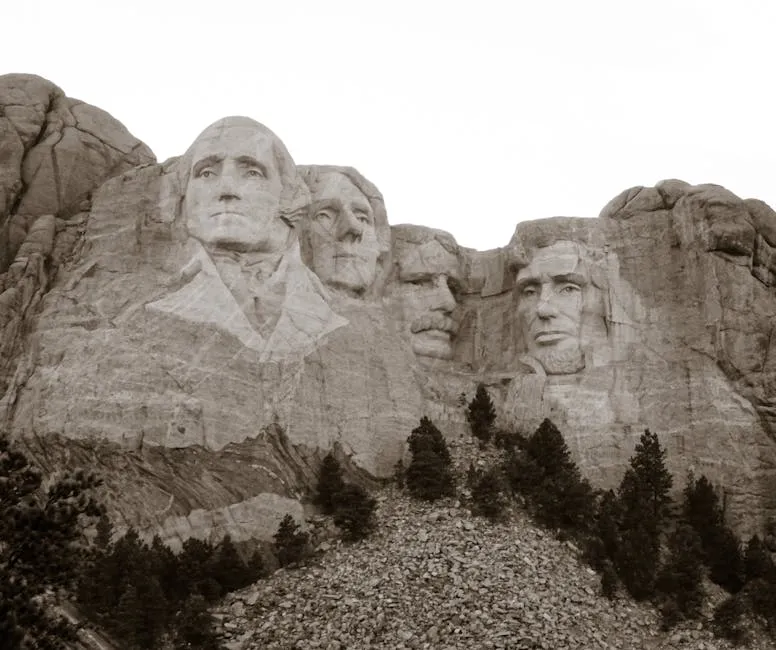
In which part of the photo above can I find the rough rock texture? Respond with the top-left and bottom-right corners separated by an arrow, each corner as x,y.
213,463 -> 770,649
2,76 -> 776,545
0,74 -> 154,266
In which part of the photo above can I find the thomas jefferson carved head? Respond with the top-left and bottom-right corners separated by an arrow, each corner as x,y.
178,116 -> 307,253
298,166 -> 389,296
391,226 -> 462,360
510,227 -> 608,375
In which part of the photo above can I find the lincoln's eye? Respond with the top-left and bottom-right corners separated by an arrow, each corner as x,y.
522,286 -> 537,297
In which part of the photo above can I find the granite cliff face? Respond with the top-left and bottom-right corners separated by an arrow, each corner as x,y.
1,74 -> 775,545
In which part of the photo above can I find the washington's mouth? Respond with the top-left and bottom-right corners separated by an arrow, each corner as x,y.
210,211 -> 246,219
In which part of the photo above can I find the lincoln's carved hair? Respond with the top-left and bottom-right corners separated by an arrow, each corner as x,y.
168,116 -> 310,231
507,218 -> 608,292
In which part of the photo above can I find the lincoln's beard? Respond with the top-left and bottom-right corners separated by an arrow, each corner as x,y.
529,344 -> 585,375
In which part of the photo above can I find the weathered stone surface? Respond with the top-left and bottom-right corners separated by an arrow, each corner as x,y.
2,78 -> 776,545
0,73 -> 154,267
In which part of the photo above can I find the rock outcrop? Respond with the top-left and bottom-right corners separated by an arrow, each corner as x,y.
2,74 -> 776,544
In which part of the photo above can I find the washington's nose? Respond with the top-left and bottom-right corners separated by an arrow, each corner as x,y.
336,209 -> 363,242
431,276 -> 457,314
217,170 -> 241,202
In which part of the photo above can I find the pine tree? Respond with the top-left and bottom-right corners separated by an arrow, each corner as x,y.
273,514 -> 309,567
683,474 -> 744,593
405,417 -> 455,502
623,429 -> 673,522
173,593 -> 223,650
508,419 -> 594,533
471,467 -> 507,522
467,383 -> 497,444
212,534 -> 248,593
657,523 -> 705,629
114,584 -> 145,647
314,452 -> 346,515
614,430 -> 673,600
744,534 -> 775,583
405,448 -> 455,502
0,432 -> 103,648
332,483 -> 377,541
407,417 -> 451,466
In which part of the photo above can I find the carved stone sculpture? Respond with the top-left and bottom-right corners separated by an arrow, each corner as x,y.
298,165 -> 389,298
389,225 -> 462,361
3,73 -> 776,545
512,238 -> 609,375
147,117 -> 347,362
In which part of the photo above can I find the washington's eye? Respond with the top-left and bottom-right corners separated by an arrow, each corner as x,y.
198,169 -> 216,179
245,168 -> 265,178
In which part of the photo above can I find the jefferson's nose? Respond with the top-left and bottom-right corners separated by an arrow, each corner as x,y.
430,275 -> 457,314
336,209 -> 363,242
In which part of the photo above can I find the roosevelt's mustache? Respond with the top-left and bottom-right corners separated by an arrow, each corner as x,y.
410,314 -> 457,335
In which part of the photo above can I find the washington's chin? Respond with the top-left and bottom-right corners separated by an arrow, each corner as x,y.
411,330 -> 454,360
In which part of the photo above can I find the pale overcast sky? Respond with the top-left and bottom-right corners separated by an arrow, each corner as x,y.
5,1 -> 776,251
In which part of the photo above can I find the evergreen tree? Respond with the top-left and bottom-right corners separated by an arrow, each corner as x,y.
744,534 -> 775,584
683,474 -> 722,544
656,523 -> 705,629
467,383 -> 497,444
505,419 -> 594,533
600,560 -> 618,599
683,474 -> 744,593
596,489 -> 622,562
471,467 -> 507,522
212,534 -> 248,593
314,452 -> 346,515
173,593 -> 223,650
246,550 -> 267,582
405,448 -> 456,502
614,430 -> 673,600
273,514 -> 309,567
707,527 -> 744,594
712,595 -> 748,645
0,432 -> 103,648
114,584 -> 146,647
623,429 -> 673,522
407,417 -> 451,466
332,483 -> 377,541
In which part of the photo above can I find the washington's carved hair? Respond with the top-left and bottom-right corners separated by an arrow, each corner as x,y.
171,116 -> 310,230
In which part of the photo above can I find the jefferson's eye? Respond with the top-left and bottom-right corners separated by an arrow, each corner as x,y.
315,210 -> 335,222
560,284 -> 581,295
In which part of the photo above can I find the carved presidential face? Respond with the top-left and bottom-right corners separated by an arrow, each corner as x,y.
515,241 -> 588,374
395,240 -> 461,360
307,172 -> 380,293
183,119 -> 290,253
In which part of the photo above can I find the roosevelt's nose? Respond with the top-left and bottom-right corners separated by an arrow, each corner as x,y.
430,275 -> 457,314
536,286 -> 559,319
336,208 -> 363,243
